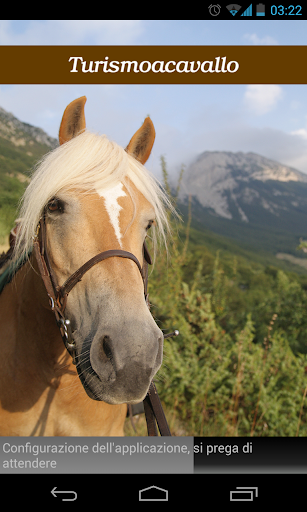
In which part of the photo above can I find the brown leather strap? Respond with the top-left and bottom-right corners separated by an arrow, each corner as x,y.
144,382 -> 171,436
33,238 -> 57,303
143,395 -> 159,436
39,212 -> 59,294
59,249 -> 143,298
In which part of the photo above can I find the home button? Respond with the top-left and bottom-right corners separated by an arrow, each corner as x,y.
139,485 -> 168,501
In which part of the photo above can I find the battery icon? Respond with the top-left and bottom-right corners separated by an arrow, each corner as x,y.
256,3 -> 265,15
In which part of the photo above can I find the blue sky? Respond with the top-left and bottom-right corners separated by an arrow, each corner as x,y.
1,20 -> 307,180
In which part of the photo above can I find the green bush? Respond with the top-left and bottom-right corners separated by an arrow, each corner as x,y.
148,162 -> 307,436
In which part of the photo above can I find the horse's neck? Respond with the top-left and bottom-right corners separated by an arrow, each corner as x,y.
0,256 -> 72,391
9,256 -> 66,364
0,256 -> 127,436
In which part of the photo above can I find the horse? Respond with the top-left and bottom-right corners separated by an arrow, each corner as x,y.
0,96 -> 172,436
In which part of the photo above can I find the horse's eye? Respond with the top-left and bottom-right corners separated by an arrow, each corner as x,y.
146,220 -> 155,231
47,198 -> 64,213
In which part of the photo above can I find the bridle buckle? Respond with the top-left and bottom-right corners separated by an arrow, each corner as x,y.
59,317 -> 74,346
58,317 -> 77,363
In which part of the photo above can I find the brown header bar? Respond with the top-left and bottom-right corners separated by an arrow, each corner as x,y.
1,46 -> 306,84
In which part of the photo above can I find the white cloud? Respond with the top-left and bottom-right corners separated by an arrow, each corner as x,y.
243,33 -> 278,45
0,20 -> 144,45
244,85 -> 283,115
289,114 -> 307,140
291,128 -> 307,140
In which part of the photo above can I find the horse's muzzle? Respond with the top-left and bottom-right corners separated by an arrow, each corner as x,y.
78,328 -> 163,404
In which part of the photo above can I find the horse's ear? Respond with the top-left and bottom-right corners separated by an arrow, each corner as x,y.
59,96 -> 87,145
125,117 -> 155,164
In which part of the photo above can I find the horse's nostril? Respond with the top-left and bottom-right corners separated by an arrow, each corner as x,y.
103,335 -> 113,361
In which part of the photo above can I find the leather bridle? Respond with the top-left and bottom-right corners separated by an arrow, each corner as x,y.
32,213 -> 178,436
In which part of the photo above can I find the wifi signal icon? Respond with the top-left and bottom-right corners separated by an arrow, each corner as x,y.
226,3 -> 242,15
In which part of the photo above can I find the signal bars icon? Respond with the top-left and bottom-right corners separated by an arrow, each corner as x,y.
241,3 -> 252,15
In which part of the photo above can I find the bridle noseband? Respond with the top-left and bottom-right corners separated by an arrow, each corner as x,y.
32,214 -> 178,436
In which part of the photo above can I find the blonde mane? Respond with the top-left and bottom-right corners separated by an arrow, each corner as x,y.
13,130 -> 172,265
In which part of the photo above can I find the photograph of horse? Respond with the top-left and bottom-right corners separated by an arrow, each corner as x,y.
0,96 -> 175,436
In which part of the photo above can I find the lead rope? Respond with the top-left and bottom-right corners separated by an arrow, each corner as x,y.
129,331 -> 179,436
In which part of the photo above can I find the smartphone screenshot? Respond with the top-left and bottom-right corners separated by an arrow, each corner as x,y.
0,14 -> 306,505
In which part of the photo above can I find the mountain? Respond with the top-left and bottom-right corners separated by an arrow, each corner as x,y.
0,106 -> 58,247
178,151 -> 307,259
0,107 -> 57,151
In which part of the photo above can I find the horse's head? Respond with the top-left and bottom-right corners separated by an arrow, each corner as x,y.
18,97 -> 171,405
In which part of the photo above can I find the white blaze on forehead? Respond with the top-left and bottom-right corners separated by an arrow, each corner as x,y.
96,182 -> 127,246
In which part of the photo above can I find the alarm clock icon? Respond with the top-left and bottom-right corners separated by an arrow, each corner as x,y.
209,4 -> 221,16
